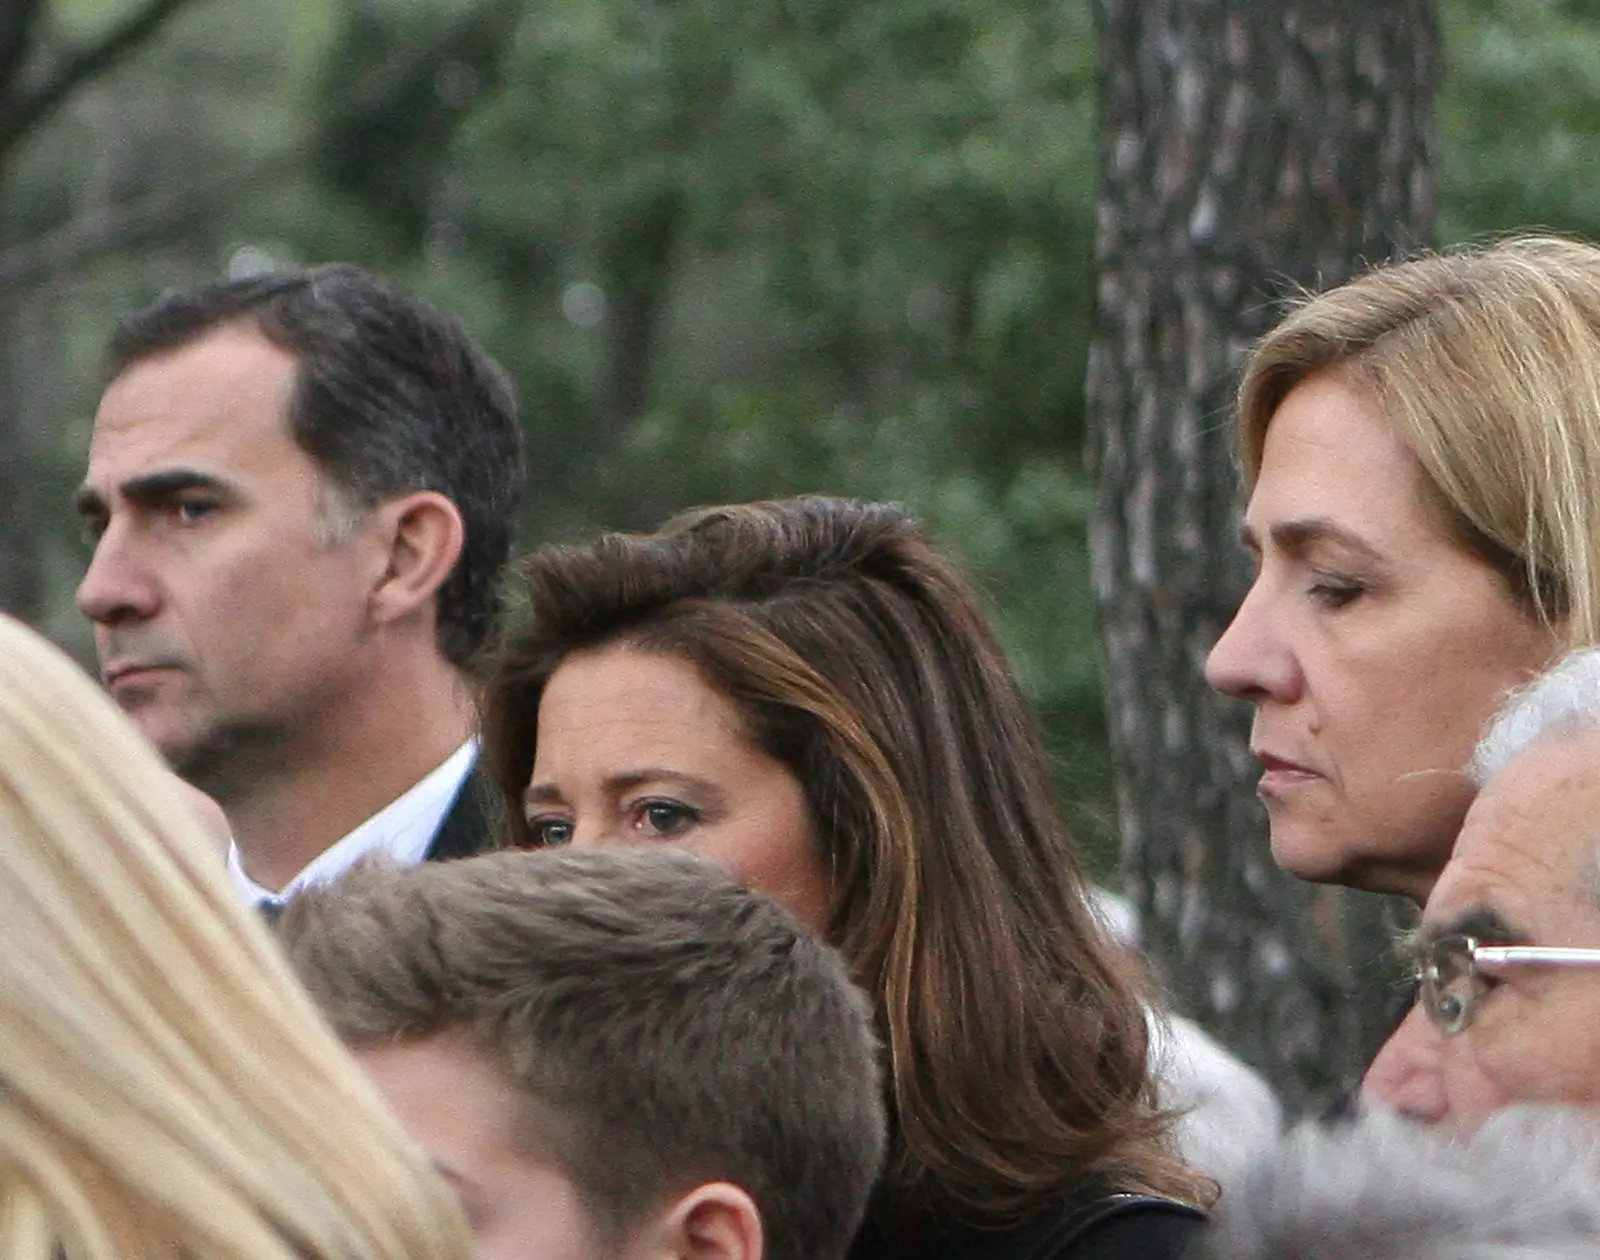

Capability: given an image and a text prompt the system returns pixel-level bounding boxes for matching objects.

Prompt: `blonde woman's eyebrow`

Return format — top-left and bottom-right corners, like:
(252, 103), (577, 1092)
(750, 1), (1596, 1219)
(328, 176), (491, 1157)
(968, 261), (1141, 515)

(1267, 517), (1386, 563)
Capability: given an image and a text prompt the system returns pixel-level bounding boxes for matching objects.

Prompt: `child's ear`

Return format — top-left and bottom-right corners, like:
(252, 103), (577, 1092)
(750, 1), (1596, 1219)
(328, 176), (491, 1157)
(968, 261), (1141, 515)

(633, 1182), (763, 1260)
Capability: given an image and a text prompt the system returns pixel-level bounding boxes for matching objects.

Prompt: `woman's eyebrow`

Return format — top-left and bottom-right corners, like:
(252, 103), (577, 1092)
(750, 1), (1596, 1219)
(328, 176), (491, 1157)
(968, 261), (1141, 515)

(1237, 516), (1386, 561)
(524, 769), (727, 805)
(522, 781), (565, 808)
(602, 769), (725, 800)
(1267, 517), (1385, 562)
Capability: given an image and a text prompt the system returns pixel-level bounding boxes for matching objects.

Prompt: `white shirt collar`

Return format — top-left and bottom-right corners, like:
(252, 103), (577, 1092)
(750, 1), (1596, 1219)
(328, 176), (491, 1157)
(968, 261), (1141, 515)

(227, 739), (478, 911)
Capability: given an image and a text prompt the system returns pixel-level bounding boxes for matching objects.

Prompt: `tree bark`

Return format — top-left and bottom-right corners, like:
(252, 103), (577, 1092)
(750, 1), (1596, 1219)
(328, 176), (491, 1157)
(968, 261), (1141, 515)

(599, 189), (684, 452)
(1088, 0), (1437, 1112)
(0, 0), (197, 162)
(0, 0), (211, 625)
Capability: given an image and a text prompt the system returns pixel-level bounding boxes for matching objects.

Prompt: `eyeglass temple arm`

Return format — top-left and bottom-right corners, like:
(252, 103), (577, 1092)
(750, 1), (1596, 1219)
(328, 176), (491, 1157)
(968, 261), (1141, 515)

(1473, 945), (1600, 967)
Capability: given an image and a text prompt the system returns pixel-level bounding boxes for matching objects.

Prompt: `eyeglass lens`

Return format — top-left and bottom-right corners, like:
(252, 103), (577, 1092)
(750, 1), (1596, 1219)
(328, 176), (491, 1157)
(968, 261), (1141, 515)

(1424, 935), (1479, 1035)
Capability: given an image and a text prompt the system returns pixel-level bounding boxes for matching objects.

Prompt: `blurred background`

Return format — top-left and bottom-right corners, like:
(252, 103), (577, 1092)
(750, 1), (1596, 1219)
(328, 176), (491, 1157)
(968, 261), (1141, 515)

(2, 0), (1593, 1107)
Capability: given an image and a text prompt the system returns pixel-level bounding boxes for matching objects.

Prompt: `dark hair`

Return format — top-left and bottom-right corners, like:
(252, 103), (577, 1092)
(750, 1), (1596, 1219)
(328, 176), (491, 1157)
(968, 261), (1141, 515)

(107, 264), (523, 667)
(278, 847), (885, 1260)
(481, 496), (1207, 1222)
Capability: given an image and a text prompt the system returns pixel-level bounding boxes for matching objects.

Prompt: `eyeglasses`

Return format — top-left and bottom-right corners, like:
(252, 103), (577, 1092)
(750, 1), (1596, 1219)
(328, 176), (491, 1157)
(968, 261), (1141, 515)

(1418, 934), (1600, 1035)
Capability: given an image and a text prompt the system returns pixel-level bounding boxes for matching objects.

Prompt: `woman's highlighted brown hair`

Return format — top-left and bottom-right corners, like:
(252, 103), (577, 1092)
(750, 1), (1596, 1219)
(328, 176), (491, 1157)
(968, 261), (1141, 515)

(482, 496), (1207, 1222)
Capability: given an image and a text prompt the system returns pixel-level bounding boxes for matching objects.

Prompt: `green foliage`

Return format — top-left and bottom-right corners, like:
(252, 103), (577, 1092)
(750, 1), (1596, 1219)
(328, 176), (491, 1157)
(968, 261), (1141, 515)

(1440, 0), (1600, 240)
(16, 0), (1600, 872)
(420, 0), (1098, 500)
(256, 0), (1116, 855)
(431, 0), (1111, 852)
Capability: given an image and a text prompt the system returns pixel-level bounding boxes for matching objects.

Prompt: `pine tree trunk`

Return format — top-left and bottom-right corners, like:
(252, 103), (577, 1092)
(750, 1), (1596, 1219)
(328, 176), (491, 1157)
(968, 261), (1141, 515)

(0, 350), (48, 625)
(0, 0), (208, 626)
(1087, 0), (1438, 1113)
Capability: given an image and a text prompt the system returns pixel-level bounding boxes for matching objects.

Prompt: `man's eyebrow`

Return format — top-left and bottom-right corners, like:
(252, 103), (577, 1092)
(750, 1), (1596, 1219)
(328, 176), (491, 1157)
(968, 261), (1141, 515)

(1421, 903), (1532, 948)
(74, 469), (234, 517)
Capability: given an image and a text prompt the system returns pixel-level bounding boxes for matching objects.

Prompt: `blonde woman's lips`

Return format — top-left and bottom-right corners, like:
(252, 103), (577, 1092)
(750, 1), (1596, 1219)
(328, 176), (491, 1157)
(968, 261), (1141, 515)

(1253, 749), (1319, 796)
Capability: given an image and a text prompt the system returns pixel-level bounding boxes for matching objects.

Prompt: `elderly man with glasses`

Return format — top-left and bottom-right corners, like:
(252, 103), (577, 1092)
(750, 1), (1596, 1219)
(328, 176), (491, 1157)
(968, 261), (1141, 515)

(1366, 646), (1600, 1125)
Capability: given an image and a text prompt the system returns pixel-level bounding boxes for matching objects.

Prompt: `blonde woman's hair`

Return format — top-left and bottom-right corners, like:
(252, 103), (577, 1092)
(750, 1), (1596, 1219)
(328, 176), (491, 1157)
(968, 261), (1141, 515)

(0, 614), (472, 1260)
(1238, 234), (1600, 644)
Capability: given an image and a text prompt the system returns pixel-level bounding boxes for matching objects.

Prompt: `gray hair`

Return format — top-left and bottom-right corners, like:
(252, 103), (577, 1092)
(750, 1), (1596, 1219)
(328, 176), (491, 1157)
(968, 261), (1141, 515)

(1471, 647), (1600, 786)
(1197, 1105), (1600, 1260)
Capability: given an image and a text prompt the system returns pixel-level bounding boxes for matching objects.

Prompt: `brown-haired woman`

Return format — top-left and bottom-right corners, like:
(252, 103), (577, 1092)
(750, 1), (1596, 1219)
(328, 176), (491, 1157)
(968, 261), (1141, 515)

(482, 496), (1211, 1259)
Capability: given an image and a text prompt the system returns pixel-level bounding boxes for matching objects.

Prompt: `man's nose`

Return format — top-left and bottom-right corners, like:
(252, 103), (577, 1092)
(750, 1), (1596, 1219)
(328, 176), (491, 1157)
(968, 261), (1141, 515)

(1362, 1004), (1450, 1125)
(76, 526), (160, 627)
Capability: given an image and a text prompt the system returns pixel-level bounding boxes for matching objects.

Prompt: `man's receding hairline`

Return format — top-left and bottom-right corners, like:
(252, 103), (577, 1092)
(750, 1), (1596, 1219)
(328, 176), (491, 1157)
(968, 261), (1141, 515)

(108, 311), (296, 380)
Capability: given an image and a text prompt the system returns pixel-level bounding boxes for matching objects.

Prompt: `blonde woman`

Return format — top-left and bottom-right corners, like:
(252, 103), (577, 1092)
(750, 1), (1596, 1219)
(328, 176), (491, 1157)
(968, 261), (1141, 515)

(1204, 234), (1600, 904)
(0, 613), (472, 1260)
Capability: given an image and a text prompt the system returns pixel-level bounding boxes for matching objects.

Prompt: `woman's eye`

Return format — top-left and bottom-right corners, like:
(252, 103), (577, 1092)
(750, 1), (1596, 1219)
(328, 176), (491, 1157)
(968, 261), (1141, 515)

(526, 817), (574, 846)
(1308, 578), (1363, 609)
(632, 800), (699, 837)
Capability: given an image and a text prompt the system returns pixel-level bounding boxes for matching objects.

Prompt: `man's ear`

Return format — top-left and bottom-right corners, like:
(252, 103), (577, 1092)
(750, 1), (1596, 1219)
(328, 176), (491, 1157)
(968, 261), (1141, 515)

(368, 491), (465, 626)
(635, 1182), (763, 1260)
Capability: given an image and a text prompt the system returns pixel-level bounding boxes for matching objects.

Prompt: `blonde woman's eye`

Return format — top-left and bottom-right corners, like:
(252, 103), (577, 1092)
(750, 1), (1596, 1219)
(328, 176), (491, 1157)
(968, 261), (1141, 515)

(1308, 577), (1364, 609)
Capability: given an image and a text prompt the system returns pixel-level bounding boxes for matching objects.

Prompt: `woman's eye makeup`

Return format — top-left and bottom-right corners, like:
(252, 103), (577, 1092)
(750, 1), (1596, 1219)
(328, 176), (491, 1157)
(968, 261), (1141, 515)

(1304, 563), (1368, 608)
(631, 799), (701, 837)
(525, 816), (574, 846)
(1308, 579), (1363, 608)
(522, 792), (709, 845)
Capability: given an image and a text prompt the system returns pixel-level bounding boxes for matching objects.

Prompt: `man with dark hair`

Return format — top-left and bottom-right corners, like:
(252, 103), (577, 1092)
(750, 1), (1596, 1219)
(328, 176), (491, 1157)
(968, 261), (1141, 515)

(279, 846), (887, 1260)
(74, 264), (522, 910)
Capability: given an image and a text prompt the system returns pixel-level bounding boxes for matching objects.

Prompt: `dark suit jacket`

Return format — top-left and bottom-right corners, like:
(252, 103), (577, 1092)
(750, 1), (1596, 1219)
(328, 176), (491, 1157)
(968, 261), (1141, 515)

(848, 1181), (1204, 1260)
(424, 762), (506, 861)
(258, 764), (505, 926)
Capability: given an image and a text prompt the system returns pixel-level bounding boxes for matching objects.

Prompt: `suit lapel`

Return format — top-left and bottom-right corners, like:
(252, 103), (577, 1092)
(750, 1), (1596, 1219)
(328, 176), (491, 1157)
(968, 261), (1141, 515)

(424, 762), (504, 861)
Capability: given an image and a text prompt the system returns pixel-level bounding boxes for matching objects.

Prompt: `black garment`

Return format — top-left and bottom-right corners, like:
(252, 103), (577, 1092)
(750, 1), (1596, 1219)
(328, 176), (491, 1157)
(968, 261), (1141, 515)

(847, 1183), (1204, 1260)
(425, 763), (504, 861)
(257, 765), (500, 927)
